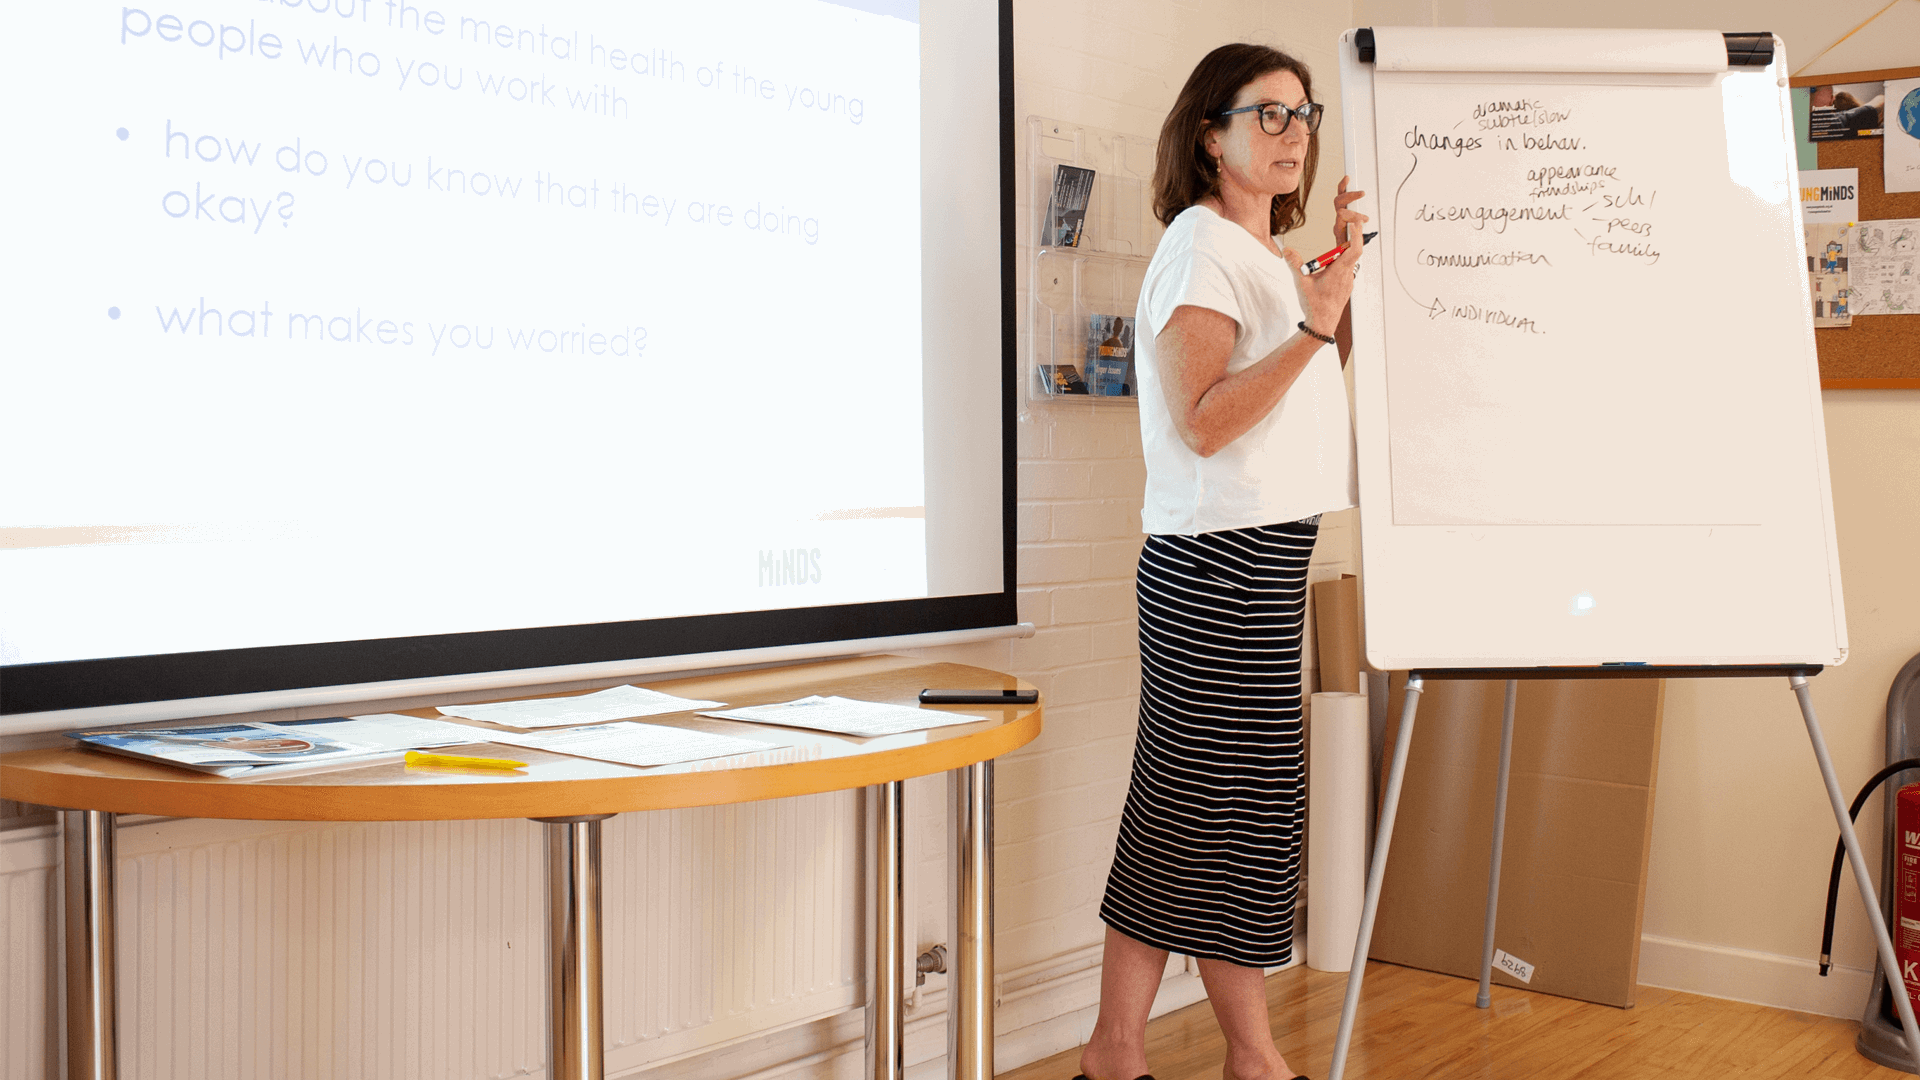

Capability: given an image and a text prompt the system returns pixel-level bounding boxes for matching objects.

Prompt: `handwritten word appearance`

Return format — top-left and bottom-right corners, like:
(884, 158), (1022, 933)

(1526, 162), (1619, 199)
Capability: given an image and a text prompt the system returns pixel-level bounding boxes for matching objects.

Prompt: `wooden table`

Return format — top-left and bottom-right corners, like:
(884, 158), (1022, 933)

(1, 656), (1042, 1080)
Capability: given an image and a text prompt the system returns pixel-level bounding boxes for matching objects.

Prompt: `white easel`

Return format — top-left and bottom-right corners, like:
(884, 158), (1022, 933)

(1325, 667), (1920, 1079)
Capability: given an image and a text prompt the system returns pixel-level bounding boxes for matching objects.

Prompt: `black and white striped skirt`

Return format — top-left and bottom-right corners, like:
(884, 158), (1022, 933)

(1099, 518), (1318, 968)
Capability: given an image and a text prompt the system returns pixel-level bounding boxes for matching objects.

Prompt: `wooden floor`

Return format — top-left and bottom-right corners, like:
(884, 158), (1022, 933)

(999, 961), (1910, 1080)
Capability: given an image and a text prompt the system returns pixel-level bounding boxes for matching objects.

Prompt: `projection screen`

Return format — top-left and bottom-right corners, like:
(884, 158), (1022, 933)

(1, 0), (1015, 723)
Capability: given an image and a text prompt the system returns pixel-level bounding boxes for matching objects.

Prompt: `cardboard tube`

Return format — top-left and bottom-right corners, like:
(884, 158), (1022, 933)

(1314, 576), (1361, 693)
(1308, 691), (1370, 971)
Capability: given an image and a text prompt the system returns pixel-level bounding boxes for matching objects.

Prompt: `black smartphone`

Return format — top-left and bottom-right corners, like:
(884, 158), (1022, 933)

(918, 689), (1039, 705)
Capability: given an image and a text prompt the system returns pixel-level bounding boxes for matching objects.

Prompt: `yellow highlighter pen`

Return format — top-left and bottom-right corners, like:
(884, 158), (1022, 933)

(405, 750), (528, 770)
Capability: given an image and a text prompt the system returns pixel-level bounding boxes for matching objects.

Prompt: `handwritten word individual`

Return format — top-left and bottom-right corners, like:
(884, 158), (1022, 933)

(1450, 301), (1544, 333)
(1410, 295), (1545, 334)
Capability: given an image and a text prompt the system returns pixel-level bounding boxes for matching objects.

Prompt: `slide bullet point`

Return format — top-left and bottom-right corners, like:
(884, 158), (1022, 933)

(116, 127), (129, 141)
(108, 307), (121, 319)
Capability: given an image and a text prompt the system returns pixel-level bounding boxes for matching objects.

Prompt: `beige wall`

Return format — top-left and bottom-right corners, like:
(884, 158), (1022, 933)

(1643, 390), (1920, 1014)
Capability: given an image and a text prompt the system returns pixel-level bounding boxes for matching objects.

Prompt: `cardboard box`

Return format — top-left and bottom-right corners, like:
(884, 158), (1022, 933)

(1367, 675), (1665, 1007)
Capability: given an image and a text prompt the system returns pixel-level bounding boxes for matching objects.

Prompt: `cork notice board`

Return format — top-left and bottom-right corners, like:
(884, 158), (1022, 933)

(1791, 65), (1920, 389)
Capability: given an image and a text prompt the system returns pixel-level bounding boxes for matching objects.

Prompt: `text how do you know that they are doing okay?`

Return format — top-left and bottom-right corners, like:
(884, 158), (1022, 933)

(140, 118), (823, 245)
(1395, 95), (1665, 338)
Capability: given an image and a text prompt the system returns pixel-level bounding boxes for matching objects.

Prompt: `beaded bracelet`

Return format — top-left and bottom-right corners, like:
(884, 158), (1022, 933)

(1297, 321), (1336, 345)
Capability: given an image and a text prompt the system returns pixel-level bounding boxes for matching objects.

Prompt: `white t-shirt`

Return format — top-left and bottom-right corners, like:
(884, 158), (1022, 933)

(1134, 205), (1357, 536)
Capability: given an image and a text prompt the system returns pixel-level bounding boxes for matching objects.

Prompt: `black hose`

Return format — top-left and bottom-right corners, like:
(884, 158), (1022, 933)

(1821, 758), (1920, 975)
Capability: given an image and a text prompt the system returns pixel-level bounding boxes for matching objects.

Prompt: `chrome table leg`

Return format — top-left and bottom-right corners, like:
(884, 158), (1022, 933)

(870, 781), (906, 1080)
(948, 763), (993, 1080)
(62, 809), (118, 1080)
(536, 814), (615, 1080)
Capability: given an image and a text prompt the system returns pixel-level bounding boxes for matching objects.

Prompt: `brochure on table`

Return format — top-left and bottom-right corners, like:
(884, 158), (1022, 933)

(68, 714), (483, 777)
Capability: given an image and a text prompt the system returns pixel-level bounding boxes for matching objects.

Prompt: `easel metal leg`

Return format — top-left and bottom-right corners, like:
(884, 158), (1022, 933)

(536, 814), (613, 1080)
(1476, 680), (1518, 1009)
(62, 809), (118, 1080)
(869, 781), (906, 1080)
(948, 762), (993, 1080)
(1791, 675), (1920, 1074)
(1329, 675), (1426, 1080)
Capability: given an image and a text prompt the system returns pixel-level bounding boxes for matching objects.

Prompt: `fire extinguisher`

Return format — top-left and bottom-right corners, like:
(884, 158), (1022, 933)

(1896, 786), (1920, 1008)
(1820, 759), (1920, 1011)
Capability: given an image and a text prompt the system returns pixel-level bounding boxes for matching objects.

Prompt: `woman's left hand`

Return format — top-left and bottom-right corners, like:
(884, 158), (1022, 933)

(1333, 175), (1367, 247)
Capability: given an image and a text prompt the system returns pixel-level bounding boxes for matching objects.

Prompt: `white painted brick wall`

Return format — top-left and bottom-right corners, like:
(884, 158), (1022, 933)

(909, 0), (1361, 989)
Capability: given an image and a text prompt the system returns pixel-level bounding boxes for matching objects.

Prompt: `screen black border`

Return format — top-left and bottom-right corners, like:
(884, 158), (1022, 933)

(2, 0), (1020, 717)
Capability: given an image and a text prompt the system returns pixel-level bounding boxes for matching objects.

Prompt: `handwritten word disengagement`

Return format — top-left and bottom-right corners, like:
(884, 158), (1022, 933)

(1411, 203), (1571, 233)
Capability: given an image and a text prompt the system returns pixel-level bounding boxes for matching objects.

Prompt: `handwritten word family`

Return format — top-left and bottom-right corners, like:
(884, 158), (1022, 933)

(1394, 92), (1670, 336)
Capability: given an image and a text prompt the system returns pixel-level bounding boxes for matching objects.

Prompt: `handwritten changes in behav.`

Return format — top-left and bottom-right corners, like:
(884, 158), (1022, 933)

(1395, 97), (1666, 336)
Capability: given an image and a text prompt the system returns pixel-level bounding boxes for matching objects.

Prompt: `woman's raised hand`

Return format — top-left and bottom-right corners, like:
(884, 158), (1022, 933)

(1281, 217), (1363, 338)
(1279, 175), (1367, 338)
(1332, 175), (1368, 247)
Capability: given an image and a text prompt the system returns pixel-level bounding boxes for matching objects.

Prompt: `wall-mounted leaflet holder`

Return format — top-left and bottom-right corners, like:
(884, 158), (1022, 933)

(1043, 165), (1095, 248)
(1028, 117), (1163, 404)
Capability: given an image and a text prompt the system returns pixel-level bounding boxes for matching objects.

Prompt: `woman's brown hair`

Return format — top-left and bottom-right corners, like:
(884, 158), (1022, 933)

(1152, 43), (1318, 236)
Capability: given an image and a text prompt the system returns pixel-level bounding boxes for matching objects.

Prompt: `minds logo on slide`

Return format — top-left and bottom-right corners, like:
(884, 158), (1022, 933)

(760, 548), (823, 587)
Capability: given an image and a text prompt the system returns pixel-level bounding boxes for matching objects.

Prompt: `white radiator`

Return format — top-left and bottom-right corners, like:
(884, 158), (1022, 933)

(0, 790), (865, 1080)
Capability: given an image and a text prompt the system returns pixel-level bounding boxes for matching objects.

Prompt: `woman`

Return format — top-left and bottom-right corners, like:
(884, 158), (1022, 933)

(1078, 43), (1365, 1080)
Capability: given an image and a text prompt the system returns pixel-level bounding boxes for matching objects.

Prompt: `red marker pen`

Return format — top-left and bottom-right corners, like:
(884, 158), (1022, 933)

(1301, 231), (1378, 274)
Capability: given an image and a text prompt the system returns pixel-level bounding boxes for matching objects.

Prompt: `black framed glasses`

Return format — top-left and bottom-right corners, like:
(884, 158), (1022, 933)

(1214, 101), (1324, 136)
